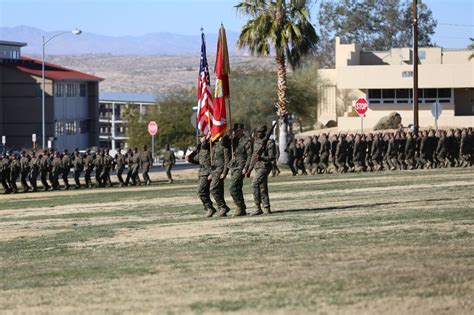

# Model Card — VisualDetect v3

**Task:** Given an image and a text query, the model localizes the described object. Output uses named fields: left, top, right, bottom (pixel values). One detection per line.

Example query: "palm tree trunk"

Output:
left=276, top=52, right=289, bottom=164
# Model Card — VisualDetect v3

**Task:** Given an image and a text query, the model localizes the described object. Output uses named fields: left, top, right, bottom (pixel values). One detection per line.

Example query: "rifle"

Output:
left=246, top=120, right=279, bottom=177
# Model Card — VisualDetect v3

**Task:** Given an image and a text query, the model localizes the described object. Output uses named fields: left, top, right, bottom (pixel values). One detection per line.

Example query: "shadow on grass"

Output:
left=276, top=197, right=459, bottom=215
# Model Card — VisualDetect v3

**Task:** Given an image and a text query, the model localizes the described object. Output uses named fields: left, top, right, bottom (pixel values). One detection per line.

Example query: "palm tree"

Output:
left=236, top=0, right=318, bottom=163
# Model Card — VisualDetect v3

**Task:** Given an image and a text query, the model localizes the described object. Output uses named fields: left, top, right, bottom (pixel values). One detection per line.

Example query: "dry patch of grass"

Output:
left=0, top=167, right=473, bottom=314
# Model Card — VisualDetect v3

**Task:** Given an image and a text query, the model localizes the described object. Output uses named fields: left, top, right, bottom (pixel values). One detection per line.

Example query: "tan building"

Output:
left=0, top=40, right=102, bottom=151
left=318, top=37, right=474, bottom=130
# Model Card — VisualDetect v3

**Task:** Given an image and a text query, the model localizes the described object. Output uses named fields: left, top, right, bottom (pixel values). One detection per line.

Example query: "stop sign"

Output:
left=148, top=121, right=158, bottom=136
left=355, top=98, right=369, bottom=117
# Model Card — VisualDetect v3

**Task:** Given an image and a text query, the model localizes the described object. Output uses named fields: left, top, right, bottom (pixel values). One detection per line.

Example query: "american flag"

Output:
left=197, top=32, right=213, bottom=135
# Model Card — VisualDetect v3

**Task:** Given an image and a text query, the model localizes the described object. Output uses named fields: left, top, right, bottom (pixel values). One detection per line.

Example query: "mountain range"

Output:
left=0, top=25, right=242, bottom=55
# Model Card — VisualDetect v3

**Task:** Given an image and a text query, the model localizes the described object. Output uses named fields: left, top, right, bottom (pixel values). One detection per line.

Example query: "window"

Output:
left=80, top=83, right=86, bottom=97
left=80, top=120, right=88, bottom=134
left=55, top=121, right=64, bottom=137
left=368, top=88, right=453, bottom=105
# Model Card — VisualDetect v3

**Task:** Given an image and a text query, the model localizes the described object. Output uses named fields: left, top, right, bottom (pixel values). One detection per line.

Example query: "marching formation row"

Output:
left=287, top=128, right=474, bottom=175
left=0, top=145, right=176, bottom=194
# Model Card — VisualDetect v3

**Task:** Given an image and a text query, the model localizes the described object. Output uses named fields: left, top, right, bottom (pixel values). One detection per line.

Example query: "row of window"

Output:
left=54, top=83, right=87, bottom=98
left=55, top=120, right=89, bottom=137
left=368, top=88, right=452, bottom=104
left=1, top=49, right=20, bottom=59
left=99, top=125, right=127, bottom=134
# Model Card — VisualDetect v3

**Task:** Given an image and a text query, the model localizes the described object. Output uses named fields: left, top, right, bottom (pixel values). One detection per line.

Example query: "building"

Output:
left=318, top=37, right=474, bottom=130
left=98, top=92, right=158, bottom=150
left=0, top=40, right=103, bottom=151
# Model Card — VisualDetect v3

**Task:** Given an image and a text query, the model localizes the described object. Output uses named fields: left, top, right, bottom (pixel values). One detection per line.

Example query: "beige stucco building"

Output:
left=318, top=37, right=474, bottom=130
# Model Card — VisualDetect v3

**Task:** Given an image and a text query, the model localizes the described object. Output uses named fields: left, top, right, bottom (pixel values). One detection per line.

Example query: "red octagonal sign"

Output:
left=148, top=121, right=158, bottom=136
left=355, top=98, right=369, bottom=117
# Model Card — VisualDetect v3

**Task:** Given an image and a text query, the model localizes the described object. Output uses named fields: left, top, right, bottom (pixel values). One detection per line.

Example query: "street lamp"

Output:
left=41, top=28, right=82, bottom=149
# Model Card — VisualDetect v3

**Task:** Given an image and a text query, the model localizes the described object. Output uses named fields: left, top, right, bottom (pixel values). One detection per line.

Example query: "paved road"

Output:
left=149, top=161, right=198, bottom=173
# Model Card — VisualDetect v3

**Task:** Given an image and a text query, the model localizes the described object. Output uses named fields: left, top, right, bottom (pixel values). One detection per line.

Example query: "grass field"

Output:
left=0, top=167, right=473, bottom=314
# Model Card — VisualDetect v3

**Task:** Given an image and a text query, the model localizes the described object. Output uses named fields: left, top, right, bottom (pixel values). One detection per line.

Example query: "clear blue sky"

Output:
left=0, top=0, right=472, bottom=48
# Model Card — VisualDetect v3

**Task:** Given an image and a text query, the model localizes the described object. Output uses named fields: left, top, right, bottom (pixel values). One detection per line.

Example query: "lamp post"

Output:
left=41, top=28, right=82, bottom=149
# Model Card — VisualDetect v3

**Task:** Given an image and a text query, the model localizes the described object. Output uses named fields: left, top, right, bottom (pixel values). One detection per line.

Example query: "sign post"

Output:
left=431, top=102, right=442, bottom=130
left=354, top=98, right=369, bottom=133
left=148, top=121, right=158, bottom=160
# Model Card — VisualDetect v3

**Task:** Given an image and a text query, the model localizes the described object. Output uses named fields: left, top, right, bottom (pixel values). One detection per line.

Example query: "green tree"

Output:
left=124, top=89, right=196, bottom=156
left=287, top=58, right=319, bottom=132
left=230, top=68, right=277, bottom=130
left=317, top=0, right=437, bottom=67
left=235, top=0, right=318, bottom=163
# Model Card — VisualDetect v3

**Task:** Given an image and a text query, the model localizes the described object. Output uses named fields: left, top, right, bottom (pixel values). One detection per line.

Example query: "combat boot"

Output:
left=205, top=207, right=217, bottom=218
left=218, top=206, right=230, bottom=217
left=232, top=208, right=247, bottom=217
left=251, top=206, right=263, bottom=216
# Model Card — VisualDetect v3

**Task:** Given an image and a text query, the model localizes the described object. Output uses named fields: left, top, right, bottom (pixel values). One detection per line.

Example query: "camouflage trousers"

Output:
left=210, top=169, right=229, bottom=212
left=252, top=166, right=271, bottom=210
left=164, top=164, right=173, bottom=181
left=229, top=168, right=246, bottom=210
left=40, top=169, right=50, bottom=189
left=62, top=168, right=70, bottom=188
left=197, top=175, right=214, bottom=211
left=20, top=170, right=30, bottom=190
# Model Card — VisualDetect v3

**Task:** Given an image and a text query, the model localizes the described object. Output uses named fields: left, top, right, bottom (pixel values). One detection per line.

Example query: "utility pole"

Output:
left=413, top=0, right=419, bottom=132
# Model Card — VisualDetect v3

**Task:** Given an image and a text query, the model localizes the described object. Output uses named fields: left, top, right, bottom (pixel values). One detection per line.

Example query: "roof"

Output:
left=0, top=40, right=27, bottom=47
left=7, top=56, right=103, bottom=81
left=99, top=92, right=158, bottom=104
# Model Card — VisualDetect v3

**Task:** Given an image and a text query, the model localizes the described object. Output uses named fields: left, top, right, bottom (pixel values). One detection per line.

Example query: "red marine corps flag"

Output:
left=211, top=24, right=230, bottom=141
left=197, top=31, right=213, bottom=135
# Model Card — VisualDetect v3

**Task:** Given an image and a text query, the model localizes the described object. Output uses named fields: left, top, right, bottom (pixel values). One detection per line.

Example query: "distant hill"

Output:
left=46, top=55, right=275, bottom=94
left=0, top=25, right=242, bottom=55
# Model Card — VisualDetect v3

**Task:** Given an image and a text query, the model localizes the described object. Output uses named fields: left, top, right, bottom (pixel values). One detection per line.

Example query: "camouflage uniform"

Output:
left=210, top=137, right=231, bottom=216
left=72, top=152, right=84, bottom=188
left=20, top=153, right=31, bottom=192
left=131, top=150, right=141, bottom=185
left=115, top=151, right=126, bottom=186
left=371, top=134, right=384, bottom=170
left=51, top=154, right=62, bottom=190
left=286, top=140, right=297, bottom=176
left=162, top=147, right=176, bottom=183
left=335, top=135, right=348, bottom=172
left=303, top=137, right=316, bottom=175
left=189, top=139, right=216, bottom=217
left=39, top=152, right=51, bottom=191
left=1, top=155, right=11, bottom=193
left=101, top=151, right=113, bottom=187
left=94, top=152, right=104, bottom=187
left=61, top=151, right=71, bottom=189
left=84, top=151, right=94, bottom=188
left=249, top=125, right=275, bottom=215
left=140, top=148, right=153, bottom=185
left=28, top=153, right=40, bottom=192
left=10, top=155, right=21, bottom=193
left=228, top=129, right=252, bottom=216
left=319, top=135, right=330, bottom=173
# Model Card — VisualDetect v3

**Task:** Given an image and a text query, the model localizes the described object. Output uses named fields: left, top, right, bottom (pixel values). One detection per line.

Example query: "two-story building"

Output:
left=98, top=92, right=158, bottom=150
left=318, top=37, right=474, bottom=130
left=0, top=40, right=103, bottom=151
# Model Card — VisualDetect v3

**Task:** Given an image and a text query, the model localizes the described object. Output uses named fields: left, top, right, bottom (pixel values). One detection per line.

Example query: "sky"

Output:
left=0, top=0, right=473, bottom=48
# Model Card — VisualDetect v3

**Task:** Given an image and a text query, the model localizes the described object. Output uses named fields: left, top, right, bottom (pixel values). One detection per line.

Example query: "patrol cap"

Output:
left=232, top=123, right=245, bottom=130
left=256, top=125, right=267, bottom=133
